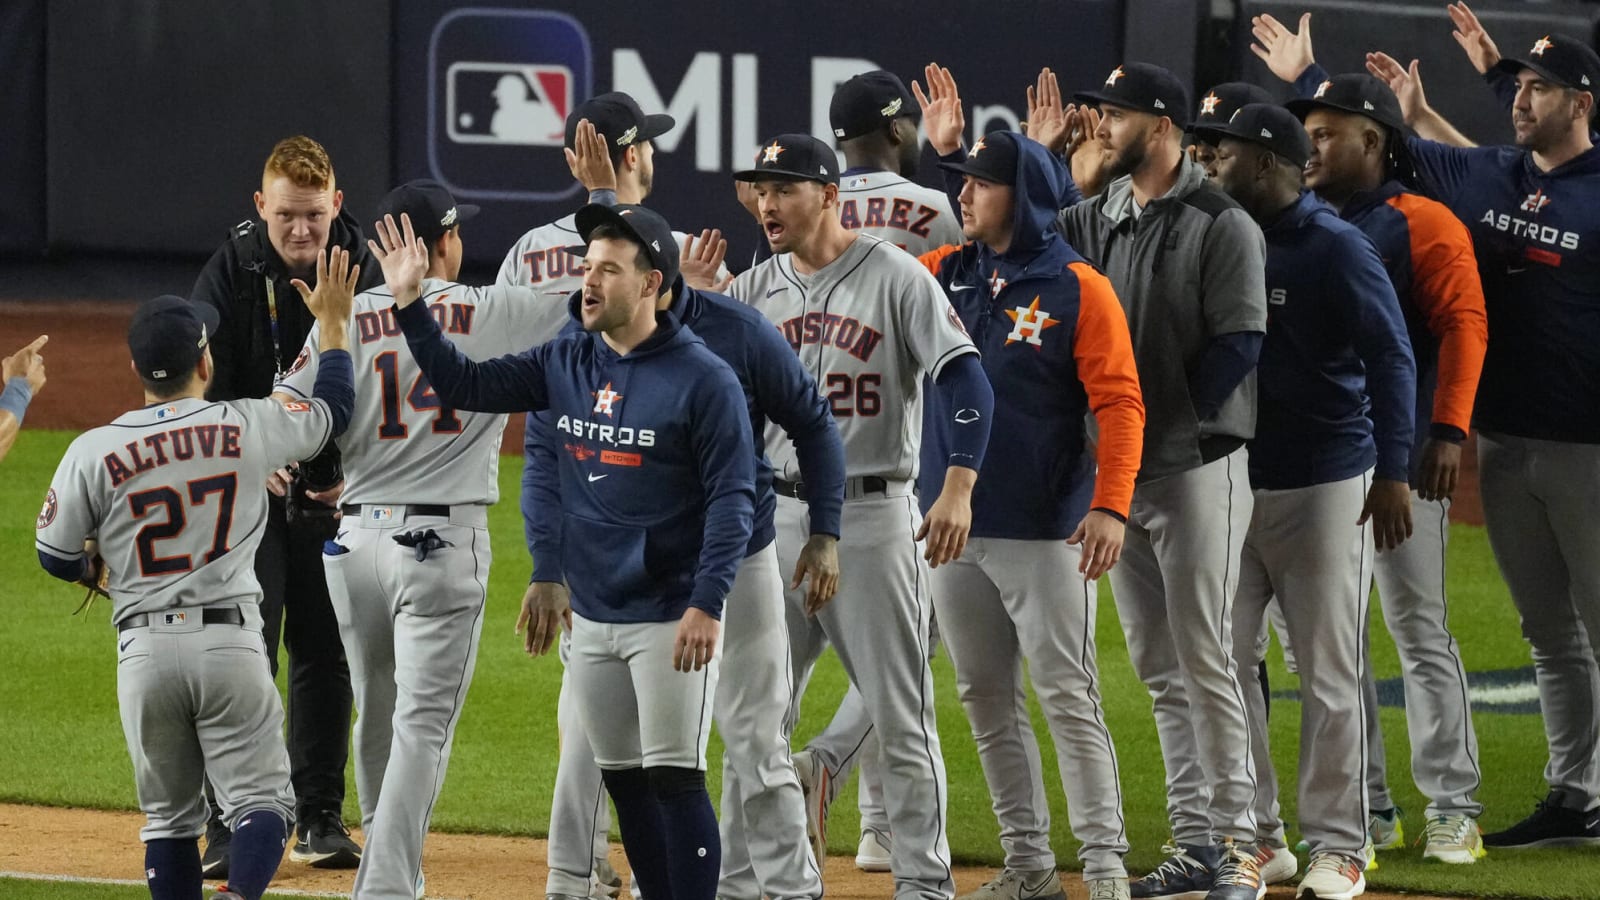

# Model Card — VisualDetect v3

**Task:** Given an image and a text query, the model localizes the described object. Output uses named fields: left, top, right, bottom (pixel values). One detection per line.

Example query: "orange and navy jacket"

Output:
left=915, top=134, right=1143, bottom=539
left=1342, top=181, right=1487, bottom=483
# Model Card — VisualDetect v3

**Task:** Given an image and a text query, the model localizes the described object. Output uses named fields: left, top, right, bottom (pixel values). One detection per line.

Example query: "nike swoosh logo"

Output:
left=588, top=473, right=609, bottom=482
left=119, top=638, right=133, bottom=652
left=766, top=287, right=788, bottom=297
left=950, top=284, right=978, bottom=292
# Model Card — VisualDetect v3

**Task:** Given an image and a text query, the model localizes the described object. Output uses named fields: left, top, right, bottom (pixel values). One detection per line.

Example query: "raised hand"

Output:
left=1024, top=68, right=1072, bottom=154
left=1250, top=12, right=1316, bottom=84
left=368, top=213, right=430, bottom=308
left=913, top=62, right=966, bottom=156
left=1448, top=2, right=1501, bottom=75
left=1069, top=106, right=1113, bottom=197
left=565, top=118, right=618, bottom=192
left=291, top=247, right=358, bottom=328
left=680, top=228, right=733, bottom=292
left=1365, top=52, right=1430, bottom=124
left=2, top=335, right=48, bottom=395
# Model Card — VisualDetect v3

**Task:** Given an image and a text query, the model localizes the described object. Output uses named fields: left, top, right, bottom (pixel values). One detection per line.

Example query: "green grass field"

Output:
left=2, top=429, right=1596, bottom=899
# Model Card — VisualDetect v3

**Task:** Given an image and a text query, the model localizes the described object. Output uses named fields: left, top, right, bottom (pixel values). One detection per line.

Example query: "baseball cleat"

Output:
left=956, top=867, right=1066, bottom=900
left=1206, top=841, right=1263, bottom=900
left=1253, top=843, right=1297, bottom=885
left=211, top=890, right=245, bottom=900
left=201, top=817, right=231, bottom=880
left=1295, top=852, right=1365, bottom=899
left=290, top=810, right=362, bottom=868
left=1129, top=842, right=1214, bottom=899
left=856, top=828, right=892, bottom=872
left=792, top=750, right=832, bottom=864
left=1482, top=793, right=1600, bottom=848
left=1367, top=807, right=1404, bottom=851
left=592, top=856, right=623, bottom=898
left=1422, top=814, right=1486, bottom=864
left=1088, top=878, right=1132, bottom=900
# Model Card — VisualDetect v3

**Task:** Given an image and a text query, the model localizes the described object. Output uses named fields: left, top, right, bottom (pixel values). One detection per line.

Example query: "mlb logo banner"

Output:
left=428, top=9, right=593, bottom=202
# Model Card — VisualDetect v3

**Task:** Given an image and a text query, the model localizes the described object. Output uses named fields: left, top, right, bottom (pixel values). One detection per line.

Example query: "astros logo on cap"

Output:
left=1105, top=66, right=1126, bottom=87
left=1201, top=92, right=1221, bottom=115
left=762, top=141, right=784, bottom=163
left=1532, top=35, right=1554, bottom=57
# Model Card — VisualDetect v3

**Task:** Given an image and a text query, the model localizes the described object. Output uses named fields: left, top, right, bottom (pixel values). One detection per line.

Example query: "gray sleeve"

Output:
left=1197, top=207, right=1268, bottom=336
left=495, top=240, right=524, bottom=287
left=1055, top=198, right=1096, bottom=250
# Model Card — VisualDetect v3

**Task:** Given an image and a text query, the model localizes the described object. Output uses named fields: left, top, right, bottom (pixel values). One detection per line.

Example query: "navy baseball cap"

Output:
left=830, top=70, right=919, bottom=140
left=575, top=204, right=679, bottom=289
left=1286, top=73, right=1406, bottom=133
left=128, top=295, right=220, bottom=382
left=1191, top=103, right=1313, bottom=168
left=374, top=180, right=480, bottom=244
left=1075, top=62, right=1191, bottom=127
left=565, top=91, right=676, bottom=150
left=1189, top=82, right=1275, bottom=134
left=734, top=134, right=841, bottom=184
left=938, top=131, right=1020, bottom=186
left=1495, top=33, right=1600, bottom=93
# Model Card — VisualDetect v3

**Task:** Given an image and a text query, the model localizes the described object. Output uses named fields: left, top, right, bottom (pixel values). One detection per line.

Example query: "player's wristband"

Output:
left=0, top=377, right=33, bottom=426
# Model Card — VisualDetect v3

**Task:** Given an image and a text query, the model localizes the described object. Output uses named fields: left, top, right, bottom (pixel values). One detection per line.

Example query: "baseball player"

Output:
left=0, top=334, right=47, bottom=463
left=273, top=181, right=568, bottom=899
left=733, top=132, right=994, bottom=900
left=1364, top=26, right=1600, bottom=849
left=1245, top=28, right=1492, bottom=860
left=1199, top=103, right=1418, bottom=900
left=791, top=67, right=965, bottom=874
left=521, top=202, right=847, bottom=900
left=191, top=135, right=381, bottom=876
left=35, top=261, right=358, bottom=900
left=497, top=92, right=727, bottom=900
left=398, top=203, right=757, bottom=900
left=915, top=128, right=1145, bottom=900
left=923, top=62, right=1269, bottom=899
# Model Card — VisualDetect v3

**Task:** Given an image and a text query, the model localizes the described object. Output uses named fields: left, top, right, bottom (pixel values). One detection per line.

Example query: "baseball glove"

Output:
left=73, top=548, right=110, bottom=616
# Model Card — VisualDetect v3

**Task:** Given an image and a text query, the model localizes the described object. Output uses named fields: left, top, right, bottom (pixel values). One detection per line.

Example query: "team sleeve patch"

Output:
left=284, top=401, right=312, bottom=412
left=36, top=488, right=57, bottom=529
left=945, top=302, right=970, bottom=337
left=285, top=346, right=312, bottom=377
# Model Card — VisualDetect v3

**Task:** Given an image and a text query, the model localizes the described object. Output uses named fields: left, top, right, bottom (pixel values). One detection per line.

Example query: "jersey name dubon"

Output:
left=778, top=312, right=885, bottom=362
left=357, top=300, right=476, bottom=344
left=838, top=196, right=941, bottom=238
left=103, top=424, right=242, bottom=487
left=1479, top=208, right=1581, bottom=251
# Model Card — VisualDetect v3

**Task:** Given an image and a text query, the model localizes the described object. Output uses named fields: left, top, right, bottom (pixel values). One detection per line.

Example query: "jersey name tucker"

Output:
left=356, top=301, right=476, bottom=344
left=778, top=312, right=885, bottom=362
left=520, top=247, right=582, bottom=284
left=838, top=197, right=942, bottom=238
left=102, top=423, right=242, bottom=487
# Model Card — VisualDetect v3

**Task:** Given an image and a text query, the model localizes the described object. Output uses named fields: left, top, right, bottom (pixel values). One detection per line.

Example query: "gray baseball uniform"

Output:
left=36, top=394, right=337, bottom=843
left=802, top=167, right=961, bottom=845
left=279, top=278, right=560, bottom=899
left=1057, top=157, right=1266, bottom=847
left=734, top=232, right=972, bottom=900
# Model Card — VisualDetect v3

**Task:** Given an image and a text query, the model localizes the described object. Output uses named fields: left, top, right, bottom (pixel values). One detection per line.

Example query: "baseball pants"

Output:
left=931, top=537, right=1129, bottom=881
left=1478, top=432, right=1600, bottom=809
left=117, top=611, right=295, bottom=842
left=1364, top=492, right=1482, bottom=818
left=1110, top=447, right=1258, bottom=845
left=717, top=541, right=825, bottom=900
left=323, top=505, right=491, bottom=900
left=777, top=491, right=954, bottom=900
left=545, top=631, right=615, bottom=899
left=1233, top=472, right=1372, bottom=858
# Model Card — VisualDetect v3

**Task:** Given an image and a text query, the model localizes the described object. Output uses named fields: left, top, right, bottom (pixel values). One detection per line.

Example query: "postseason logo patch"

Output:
left=36, top=488, right=57, bottom=529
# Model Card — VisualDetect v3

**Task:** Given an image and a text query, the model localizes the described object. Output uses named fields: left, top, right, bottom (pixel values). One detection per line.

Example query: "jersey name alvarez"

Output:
left=838, top=195, right=942, bottom=238
left=102, top=422, right=242, bottom=487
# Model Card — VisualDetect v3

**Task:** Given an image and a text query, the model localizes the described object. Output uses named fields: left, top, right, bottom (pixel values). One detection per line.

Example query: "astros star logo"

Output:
left=1005, top=297, right=1059, bottom=348
left=968, top=138, right=987, bottom=158
left=1532, top=35, right=1554, bottom=57
left=1200, top=92, right=1221, bottom=115
left=988, top=269, right=1008, bottom=295
left=592, top=382, right=623, bottom=417
left=1105, top=66, right=1125, bottom=87
left=1314, top=80, right=1333, bottom=99
left=762, top=141, right=785, bottom=164
left=1521, top=189, right=1552, bottom=213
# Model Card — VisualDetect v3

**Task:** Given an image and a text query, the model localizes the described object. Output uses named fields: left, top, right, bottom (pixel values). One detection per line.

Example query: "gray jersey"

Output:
left=730, top=233, right=975, bottom=481
left=497, top=213, right=728, bottom=295
left=837, top=170, right=963, bottom=256
left=278, top=279, right=564, bottom=507
left=35, top=396, right=335, bottom=625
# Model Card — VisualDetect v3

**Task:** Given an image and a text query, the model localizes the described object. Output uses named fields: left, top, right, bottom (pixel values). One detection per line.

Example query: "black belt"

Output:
left=118, top=607, right=244, bottom=633
left=773, top=476, right=887, bottom=502
left=341, top=504, right=450, bottom=519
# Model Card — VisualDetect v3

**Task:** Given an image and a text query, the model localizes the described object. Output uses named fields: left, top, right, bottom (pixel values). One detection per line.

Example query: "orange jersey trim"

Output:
left=1068, top=261, right=1144, bottom=516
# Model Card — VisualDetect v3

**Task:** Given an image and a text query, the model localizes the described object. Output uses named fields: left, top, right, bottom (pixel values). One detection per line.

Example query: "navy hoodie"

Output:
left=919, top=133, right=1145, bottom=538
left=395, top=300, right=755, bottom=623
